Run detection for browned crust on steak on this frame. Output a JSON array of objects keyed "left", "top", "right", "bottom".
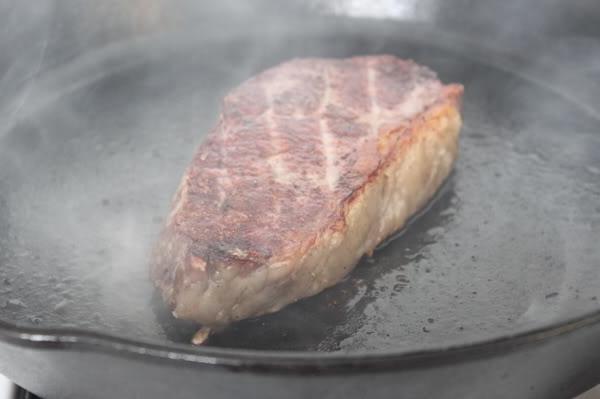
[{"left": 151, "top": 55, "right": 463, "bottom": 325}]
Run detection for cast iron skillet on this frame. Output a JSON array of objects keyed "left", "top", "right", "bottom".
[{"left": 0, "top": 19, "right": 599, "bottom": 399}]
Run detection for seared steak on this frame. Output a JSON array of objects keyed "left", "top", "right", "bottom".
[{"left": 151, "top": 55, "right": 463, "bottom": 338}]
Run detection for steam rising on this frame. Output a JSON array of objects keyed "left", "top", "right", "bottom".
[{"left": 0, "top": 0, "right": 598, "bottom": 350}]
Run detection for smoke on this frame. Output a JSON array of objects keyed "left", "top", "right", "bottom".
[{"left": 0, "top": 0, "right": 598, "bottom": 350}]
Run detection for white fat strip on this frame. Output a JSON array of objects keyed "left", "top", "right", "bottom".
[
  {"left": 319, "top": 66, "right": 339, "bottom": 192},
  {"left": 263, "top": 80, "right": 292, "bottom": 187},
  {"left": 217, "top": 117, "right": 231, "bottom": 208},
  {"left": 367, "top": 60, "right": 382, "bottom": 138}
]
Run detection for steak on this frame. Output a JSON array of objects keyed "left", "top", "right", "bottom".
[{"left": 151, "top": 55, "right": 463, "bottom": 340}]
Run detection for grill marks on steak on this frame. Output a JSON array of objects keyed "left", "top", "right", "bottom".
[
  {"left": 170, "top": 57, "right": 441, "bottom": 267},
  {"left": 153, "top": 55, "right": 463, "bottom": 331}
]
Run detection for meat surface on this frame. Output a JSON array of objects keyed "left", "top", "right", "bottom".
[{"left": 151, "top": 55, "right": 463, "bottom": 335}]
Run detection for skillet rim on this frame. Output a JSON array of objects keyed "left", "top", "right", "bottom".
[
  {"left": 0, "top": 309, "right": 599, "bottom": 373},
  {"left": 1, "top": 19, "right": 599, "bottom": 373}
]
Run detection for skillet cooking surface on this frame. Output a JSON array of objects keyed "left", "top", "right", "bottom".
[{"left": 0, "top": 22, "right": 599, "bottom": 353}]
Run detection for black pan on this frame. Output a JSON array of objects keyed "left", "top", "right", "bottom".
[{"left": 0, "top": 12, "right": 599, "bottom": 399}]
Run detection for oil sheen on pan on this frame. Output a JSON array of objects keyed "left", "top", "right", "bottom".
[{"left": 150, "top": 55, "right": 464, "bottom": 344}]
